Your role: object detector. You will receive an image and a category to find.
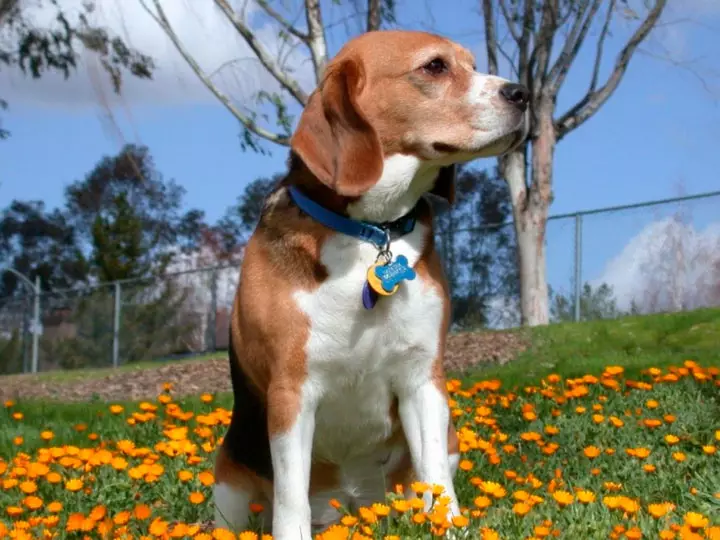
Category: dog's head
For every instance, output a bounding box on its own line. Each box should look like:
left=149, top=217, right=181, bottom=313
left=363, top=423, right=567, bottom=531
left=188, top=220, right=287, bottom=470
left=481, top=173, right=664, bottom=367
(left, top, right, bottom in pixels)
left=290, top=30, right=529, bottom=222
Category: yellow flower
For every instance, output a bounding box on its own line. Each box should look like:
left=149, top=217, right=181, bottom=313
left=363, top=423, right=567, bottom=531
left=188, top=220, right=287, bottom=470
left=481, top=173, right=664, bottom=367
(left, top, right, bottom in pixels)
left=410, top=481, right=430, bottom=494
left=109, top=405, right=124, bottom=415
left=451, top=515, right=469, bottom=528
left=648, top=502, right=675, bottom=518
left=40, top=431, right=54, bottom=441
left=672, top=452, right=686, bottom=462
left=664, top=434, right=680, bottom=445
left=683, top=512, right=708, bottom=529
left=512, top=502, right=531, bottom=516
left=392, top=499, right=410, bottom=513
left=480, top=481, right=506, bottom=498
left=576, top=490, right=595, bottom=504
left=552, top=490, right=573, bottom=506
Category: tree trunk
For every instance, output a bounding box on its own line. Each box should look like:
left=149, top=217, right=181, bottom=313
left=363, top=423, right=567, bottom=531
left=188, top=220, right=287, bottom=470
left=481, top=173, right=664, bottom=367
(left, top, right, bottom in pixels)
left=503, top=150, right=550, bottom=326
left=502, top=97, right=555, bottom=327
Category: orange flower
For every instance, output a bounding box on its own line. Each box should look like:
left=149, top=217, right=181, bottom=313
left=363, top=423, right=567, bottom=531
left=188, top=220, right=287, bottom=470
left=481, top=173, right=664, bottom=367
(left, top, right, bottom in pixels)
left=198, top=471, right=215, bottom=486
left=64, top=479, right=83, bottom=492
left=19, top=481, right=37, bottom=494
left=149, top=518, right=169, bottom=536
left=189, top=491, right=205, bottom=504
left=583, top=446, right=601, bottom=459
left=134, top=504, right=151, bottom=520
left=22, top=496, right=43, bottom=510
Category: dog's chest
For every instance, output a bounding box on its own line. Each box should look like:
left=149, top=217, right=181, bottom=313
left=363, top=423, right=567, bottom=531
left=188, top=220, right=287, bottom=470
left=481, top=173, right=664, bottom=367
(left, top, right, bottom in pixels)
left=293, top=225, right=444, bottom=461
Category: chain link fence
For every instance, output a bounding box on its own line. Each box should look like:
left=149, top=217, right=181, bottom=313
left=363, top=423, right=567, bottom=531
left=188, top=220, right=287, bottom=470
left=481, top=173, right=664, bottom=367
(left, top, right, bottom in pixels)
left=2, top=191, right=719, bottom=375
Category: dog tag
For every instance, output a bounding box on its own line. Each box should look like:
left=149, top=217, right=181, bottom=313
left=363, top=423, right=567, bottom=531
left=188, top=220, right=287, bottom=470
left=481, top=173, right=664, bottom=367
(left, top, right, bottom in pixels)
left=362, top=281, right=379, bottom=309
left=373, top=255, right=416, bottom=294
left=366, top=262, right=398, bottom=296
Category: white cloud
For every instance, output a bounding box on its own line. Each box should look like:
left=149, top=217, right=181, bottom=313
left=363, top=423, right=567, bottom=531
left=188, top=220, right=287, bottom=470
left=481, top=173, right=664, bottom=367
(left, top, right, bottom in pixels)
left=1, top=0, right=317, bottom=109
left=593, top=216, right=720, bottom=314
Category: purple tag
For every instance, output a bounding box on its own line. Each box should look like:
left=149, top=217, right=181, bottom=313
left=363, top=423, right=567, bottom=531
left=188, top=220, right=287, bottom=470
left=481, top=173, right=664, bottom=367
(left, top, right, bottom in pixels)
left=362, top=281, right=379, bottom=309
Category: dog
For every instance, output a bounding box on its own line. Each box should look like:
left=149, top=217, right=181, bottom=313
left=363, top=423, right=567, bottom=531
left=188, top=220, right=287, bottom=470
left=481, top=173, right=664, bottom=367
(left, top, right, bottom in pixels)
left=213, top=29, right=529, bottom=539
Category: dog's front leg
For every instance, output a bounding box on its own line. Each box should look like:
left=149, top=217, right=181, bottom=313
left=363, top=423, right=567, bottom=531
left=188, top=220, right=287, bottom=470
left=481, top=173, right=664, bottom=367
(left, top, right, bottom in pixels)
left=268, top=381, right=316, bottom=540
left=398, top=380, right=460, bottom=516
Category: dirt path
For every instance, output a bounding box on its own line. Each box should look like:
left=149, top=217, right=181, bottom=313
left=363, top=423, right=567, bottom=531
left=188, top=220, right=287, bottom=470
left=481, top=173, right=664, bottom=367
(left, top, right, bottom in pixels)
left=0, top=330, right=528, bottom=403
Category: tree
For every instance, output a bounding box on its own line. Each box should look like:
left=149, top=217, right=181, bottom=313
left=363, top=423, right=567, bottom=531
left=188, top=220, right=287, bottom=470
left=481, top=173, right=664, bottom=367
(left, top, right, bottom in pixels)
left=216, top=173, right=284, bottom=249
left=431, top=164, right=519, bottom=329
left=479, top=0, right=668, bottom=325
left=0, top=199, right=87, bottom=297
left=64, top=143, right=205, bottom=281
left=138, top=0, right=395, bottom=154
left=549, top=281, right=626, bottom=322
left=1, top=0, right=155, bottom=139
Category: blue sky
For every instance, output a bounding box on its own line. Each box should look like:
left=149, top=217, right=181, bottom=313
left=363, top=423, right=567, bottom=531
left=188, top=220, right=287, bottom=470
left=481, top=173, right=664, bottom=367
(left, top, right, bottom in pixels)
left=1, top=0, right=719, bottom=303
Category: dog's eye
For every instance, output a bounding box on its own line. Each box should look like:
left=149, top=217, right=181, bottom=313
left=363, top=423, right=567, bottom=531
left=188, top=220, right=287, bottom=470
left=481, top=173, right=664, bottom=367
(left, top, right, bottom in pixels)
left=423, top=58, right=448, bottom=75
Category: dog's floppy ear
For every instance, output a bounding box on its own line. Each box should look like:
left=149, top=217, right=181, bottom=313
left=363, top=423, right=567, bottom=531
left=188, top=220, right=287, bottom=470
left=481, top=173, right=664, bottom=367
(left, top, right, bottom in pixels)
left=290, top=56, right=383, bottom=197
left=430, top=165, right=456, bottom=205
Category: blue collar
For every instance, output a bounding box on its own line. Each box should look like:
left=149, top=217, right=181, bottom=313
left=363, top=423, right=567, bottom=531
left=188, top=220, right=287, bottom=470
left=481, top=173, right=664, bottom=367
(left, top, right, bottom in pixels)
left=287, top=185, right=418, bottom=249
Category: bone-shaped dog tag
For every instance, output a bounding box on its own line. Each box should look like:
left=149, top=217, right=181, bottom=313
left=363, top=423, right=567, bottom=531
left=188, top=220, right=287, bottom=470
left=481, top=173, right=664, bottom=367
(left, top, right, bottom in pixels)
left=372, top=254, right=416, bottom=295
left=366, top=262, right=397, bottom=297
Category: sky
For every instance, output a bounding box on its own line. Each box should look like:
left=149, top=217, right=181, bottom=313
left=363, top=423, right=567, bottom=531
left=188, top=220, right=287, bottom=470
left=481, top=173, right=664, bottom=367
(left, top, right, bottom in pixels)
left=1, top=0, right=719, bottom=308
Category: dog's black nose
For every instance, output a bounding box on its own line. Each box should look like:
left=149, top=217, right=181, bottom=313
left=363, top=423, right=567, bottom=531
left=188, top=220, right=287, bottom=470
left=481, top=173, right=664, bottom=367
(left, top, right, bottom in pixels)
left=500, top=83, right=530, bottom=111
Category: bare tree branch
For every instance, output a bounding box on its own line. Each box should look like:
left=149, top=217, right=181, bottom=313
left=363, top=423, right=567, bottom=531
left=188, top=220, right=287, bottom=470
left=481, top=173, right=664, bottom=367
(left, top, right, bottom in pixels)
left=305, top=0, right=328, bottom=80
left=481, top=0, right=498, bottom=75
left=531, top=0, right=560, bottom=90
left=517, top=0, right=535, bottom=88
left=497, top=0, right=521, bottom=44
left=367, top=0, right=381, bottom=31
left=497, top=37, right=520, bottom=79
left=589, top=0, right=616, bottom=92
left=140, top=0, right=290, bottom=146
left=214, top=0, right=308, bottom=105
left=637, top=47, right=718, bottom=99
left=546, top=0, right=603, bottom=92
left=256, top=0, right=309, bottom=42
left=554, top=0, right=668, bottom=140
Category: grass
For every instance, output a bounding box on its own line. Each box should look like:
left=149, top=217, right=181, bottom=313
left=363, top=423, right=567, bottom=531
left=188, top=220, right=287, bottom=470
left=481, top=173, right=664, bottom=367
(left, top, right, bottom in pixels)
left=1, top=309, right=719, bottom=539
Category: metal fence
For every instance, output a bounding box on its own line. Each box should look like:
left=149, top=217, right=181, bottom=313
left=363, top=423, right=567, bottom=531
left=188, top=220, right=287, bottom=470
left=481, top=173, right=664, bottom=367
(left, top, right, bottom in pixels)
left=1, top=190, right=719, bottom=375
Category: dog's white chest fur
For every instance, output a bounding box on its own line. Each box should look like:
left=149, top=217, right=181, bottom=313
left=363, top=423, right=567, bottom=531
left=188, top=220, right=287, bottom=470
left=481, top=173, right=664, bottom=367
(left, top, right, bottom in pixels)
left=293, top=222, right=443, bottom=464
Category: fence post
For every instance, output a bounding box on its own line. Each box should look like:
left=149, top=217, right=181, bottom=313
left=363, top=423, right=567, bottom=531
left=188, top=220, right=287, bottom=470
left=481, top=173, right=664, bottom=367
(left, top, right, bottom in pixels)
left=30, top=275, right=41, bottom=374
left=112, top=282, right=121, bottom=368
left=206, top=269, right=218, bottom=352
left=573, top=213, right=583, bottom=322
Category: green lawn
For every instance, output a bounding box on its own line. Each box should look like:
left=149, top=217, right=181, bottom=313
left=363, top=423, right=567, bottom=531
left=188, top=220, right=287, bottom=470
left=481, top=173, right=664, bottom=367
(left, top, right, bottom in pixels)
left=0, top=308, right=719, bottom=539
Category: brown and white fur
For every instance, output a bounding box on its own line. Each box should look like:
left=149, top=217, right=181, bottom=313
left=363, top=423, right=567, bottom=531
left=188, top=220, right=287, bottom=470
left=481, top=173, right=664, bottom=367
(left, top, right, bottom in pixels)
left=213, top=30, right=529, bottom=539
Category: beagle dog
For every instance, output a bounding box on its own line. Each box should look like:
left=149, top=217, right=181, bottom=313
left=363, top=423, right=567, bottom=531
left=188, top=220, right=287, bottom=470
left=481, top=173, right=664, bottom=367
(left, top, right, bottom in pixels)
left=213, top=29, right=529, bottom=538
